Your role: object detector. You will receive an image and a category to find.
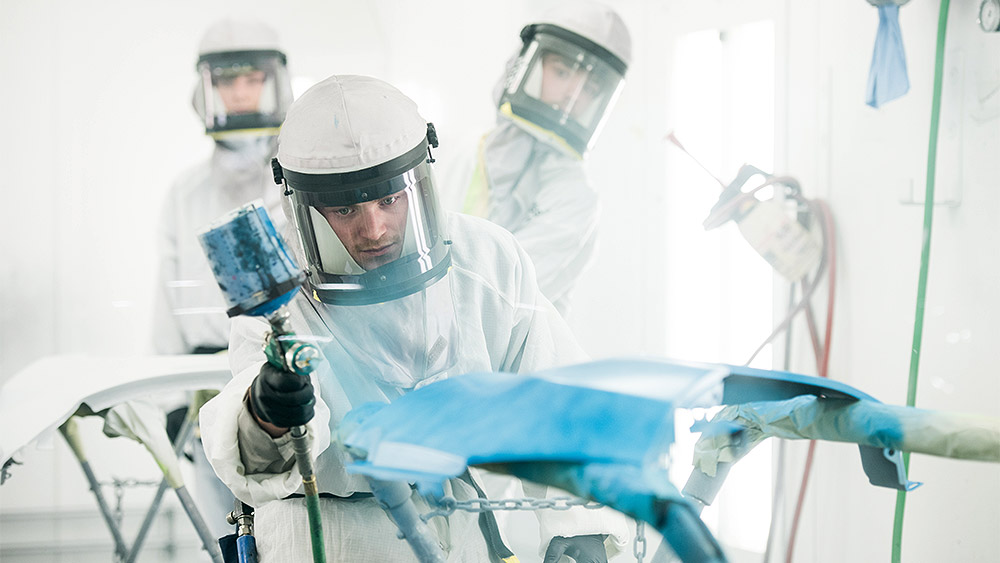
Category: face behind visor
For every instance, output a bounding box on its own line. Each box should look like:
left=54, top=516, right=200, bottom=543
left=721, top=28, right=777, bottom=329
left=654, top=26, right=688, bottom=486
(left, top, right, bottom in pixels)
left=194, top=49, right=293, bottom=139
left=273, top=132, right=451, bottom=306
left=499, top=23, right=627, bottom=158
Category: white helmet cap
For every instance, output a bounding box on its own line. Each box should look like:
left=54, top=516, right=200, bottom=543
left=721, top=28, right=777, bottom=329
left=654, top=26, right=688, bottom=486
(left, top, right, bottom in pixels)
left=273, top=75, right=450, bottom=306
left=536, top=0, right=632, bottom=68
left=198, top=17, right=282, bottom=55
left=277, top=75, right=429, bottom=174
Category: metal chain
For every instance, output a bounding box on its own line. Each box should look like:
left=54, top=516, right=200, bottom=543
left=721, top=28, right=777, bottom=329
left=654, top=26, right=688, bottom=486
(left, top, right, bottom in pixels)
left=99, top=477, right=162, bottom=488
left=100, top=477, right=161, bottom=527
left=424, top=495, right=651, bottom=562
left=633, top=520, right=647, bottom=562
left=422, top=495, right=603, bottom=522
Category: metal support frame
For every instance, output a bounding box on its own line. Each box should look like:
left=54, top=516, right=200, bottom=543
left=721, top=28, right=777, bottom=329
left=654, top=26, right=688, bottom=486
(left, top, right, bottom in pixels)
left=60, top=399, right=224, bottom=563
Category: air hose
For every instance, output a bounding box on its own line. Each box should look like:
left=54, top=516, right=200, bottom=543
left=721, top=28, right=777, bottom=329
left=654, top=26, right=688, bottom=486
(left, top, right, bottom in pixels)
left=891, top=1, right=949, bottom=561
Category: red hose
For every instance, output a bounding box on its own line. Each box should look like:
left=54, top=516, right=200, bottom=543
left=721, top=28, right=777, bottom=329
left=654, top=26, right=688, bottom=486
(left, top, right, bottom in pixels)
left=783, top=199, right=837, bottom=563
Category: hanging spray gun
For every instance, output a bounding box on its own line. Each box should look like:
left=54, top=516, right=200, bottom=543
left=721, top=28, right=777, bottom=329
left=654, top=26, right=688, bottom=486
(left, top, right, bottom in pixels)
left=198, top=200, right=326, bottom=563
left=666, top=133, right=822, bottom=282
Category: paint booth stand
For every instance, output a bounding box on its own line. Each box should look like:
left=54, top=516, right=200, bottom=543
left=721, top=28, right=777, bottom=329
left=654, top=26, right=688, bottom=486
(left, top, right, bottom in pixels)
left=0, top=355, right=232, bottom=563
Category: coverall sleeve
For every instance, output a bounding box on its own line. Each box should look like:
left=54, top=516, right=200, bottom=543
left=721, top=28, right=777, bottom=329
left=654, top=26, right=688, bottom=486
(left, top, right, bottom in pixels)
left=199, top=314, right=333, bottom=507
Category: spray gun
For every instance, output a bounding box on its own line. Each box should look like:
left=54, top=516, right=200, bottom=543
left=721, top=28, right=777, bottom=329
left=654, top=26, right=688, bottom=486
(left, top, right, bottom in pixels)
left=198, top=200, right=326, bottom=563
left=666, top=132, right=822, bottom=282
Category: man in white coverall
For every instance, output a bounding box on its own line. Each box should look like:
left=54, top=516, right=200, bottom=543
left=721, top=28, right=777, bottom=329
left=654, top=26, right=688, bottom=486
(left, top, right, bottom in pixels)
left=154, top=18, right=293, bottom=355
left=200, top=74, right=629, bottom=562
left=445, top=1, right=631, bottom=318
left=152, top=18, right=294, bottom=540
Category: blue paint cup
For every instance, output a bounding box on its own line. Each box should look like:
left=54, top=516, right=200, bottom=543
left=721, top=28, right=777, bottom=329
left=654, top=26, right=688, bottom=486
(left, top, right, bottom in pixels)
left=198, top=200, right=304, bottom=318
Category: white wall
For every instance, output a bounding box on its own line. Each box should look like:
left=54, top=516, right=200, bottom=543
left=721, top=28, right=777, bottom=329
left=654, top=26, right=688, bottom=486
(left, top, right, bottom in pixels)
left=0, top=0, right=997, bottom=562
left=781, top=1, right=1000, bottom=561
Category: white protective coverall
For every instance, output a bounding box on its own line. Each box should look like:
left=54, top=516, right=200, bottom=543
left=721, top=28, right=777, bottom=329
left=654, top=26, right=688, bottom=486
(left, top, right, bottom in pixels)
left=200, top=212, right=630, bottom=562
left=445, top=122, right=599, bottom=318
left=153, top=140, right=283, bottom=355
left=153, top=17, right=290, bottom=355
left=441, top=1, right=630, bottom=320
left=152, top=18, right=290, bottom=540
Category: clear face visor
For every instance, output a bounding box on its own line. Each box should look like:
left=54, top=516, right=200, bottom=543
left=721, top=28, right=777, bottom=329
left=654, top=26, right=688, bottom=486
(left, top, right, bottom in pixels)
left=502, top=31, right=625, bottom=155
left=288, top=159, right=451, bottom=306
left=195, top=50, right=292, bottom=138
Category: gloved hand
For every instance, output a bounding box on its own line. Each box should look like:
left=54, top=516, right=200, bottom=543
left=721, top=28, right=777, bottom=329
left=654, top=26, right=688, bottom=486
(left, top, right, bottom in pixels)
left=248, top=362, right=315, bottom=428
left=543, top=535, right=608, bottom=563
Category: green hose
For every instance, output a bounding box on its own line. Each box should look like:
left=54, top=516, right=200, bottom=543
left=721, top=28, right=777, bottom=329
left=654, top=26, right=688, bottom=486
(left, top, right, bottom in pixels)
left=305, top=479, right=327, bottom=563
left=290, top=427, right=326, bottom=563
left=268, top=317, right=327, bottom=563
left=891, top=1, right=950, bottom=561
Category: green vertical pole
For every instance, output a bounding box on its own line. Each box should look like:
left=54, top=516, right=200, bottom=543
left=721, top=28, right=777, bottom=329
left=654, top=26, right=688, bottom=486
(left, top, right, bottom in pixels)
left=891, top=1, right=949, bottom=561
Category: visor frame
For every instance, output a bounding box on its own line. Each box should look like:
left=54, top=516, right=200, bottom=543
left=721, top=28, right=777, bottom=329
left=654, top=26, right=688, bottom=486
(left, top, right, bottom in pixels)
left=281, top=141, right=430, bottom=207
left=520, top=23, right=627, bottom=77
left=196, top=49, right=288, bottom=70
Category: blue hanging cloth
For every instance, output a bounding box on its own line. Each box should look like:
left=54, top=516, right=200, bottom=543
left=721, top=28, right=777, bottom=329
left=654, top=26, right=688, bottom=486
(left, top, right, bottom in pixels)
left=866, top=4, right=910, bottom=108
